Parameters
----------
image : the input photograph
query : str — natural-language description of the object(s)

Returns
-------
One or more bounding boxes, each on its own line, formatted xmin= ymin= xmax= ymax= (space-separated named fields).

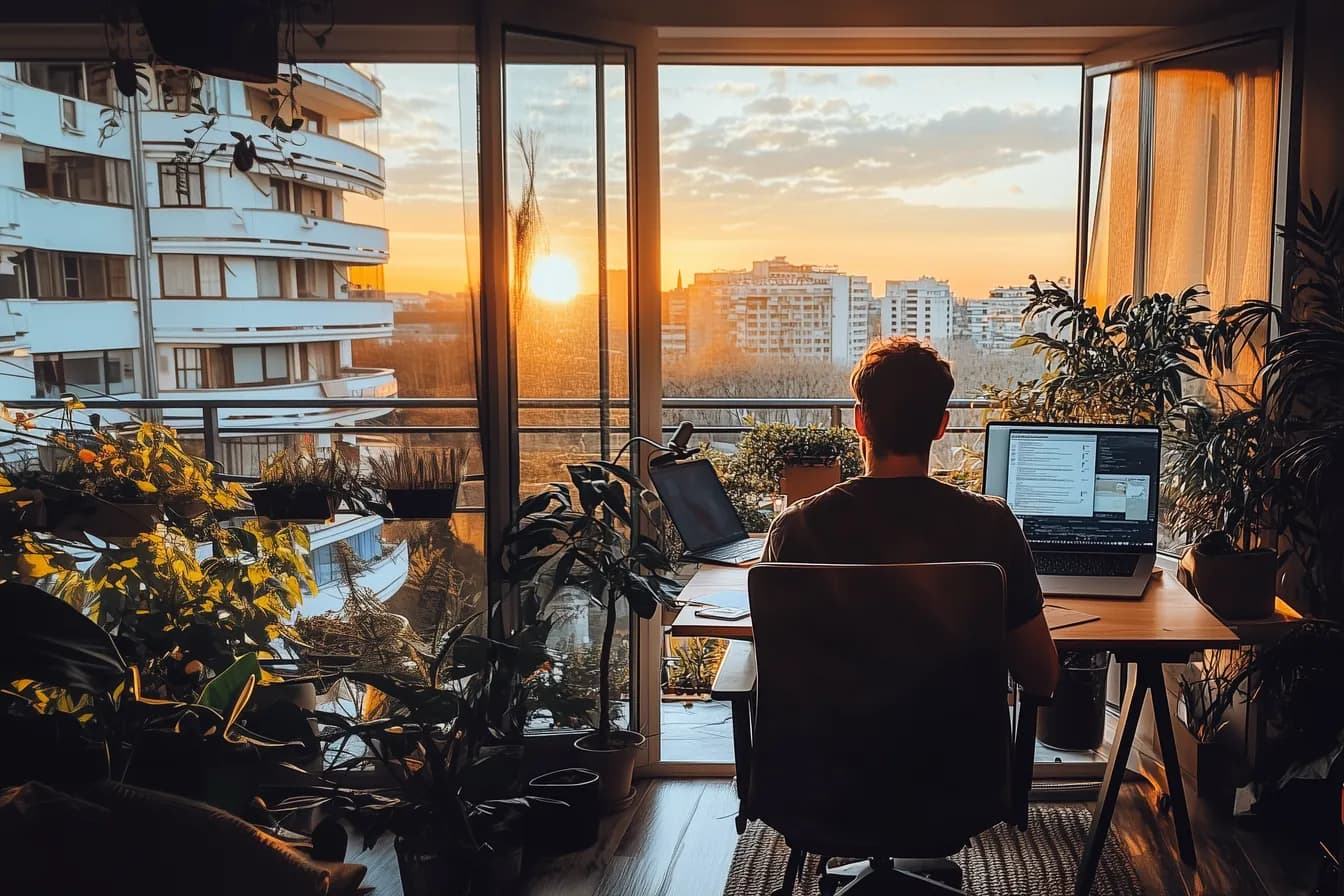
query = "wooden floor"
xmin=355 ymin=776 xmax=1317 ymax=896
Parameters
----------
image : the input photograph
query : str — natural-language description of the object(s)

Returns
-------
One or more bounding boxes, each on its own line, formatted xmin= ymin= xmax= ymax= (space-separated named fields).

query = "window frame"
xmin=27 ymin=146 xmax=132 ymax=207
xmin=158 ymin=161 xmax=206 ymax=207
xmin=158 ymin=254 xmax=228 ymax=298
xmin=229 ymin=344 xmax=291 ymax=386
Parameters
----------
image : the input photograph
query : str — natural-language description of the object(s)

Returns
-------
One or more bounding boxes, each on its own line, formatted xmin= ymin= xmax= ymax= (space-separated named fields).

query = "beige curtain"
xmin=1083 ymin=69 xmax=1141 ymax=307
xmin=1145 ymin=41 xmax=1280 ymax=316
xmin=1084 ymin=39 xmax=1280 ymax=322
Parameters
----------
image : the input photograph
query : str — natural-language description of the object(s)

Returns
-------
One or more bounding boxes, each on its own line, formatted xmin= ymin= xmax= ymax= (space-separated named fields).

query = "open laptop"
xmin=983 ymin=422 xmax=1161 ymax=598
xmin=649 ymin=459 xmax=765 ymax=566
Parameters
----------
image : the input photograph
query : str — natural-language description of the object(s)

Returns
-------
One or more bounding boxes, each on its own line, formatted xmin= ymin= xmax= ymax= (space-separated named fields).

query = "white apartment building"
xmin=881 ymin=276 xmax=953 ymax=347
xmin=683 ymin=257 xmax=869 ymax=367
xmin=0 ymin=60 xmax=406 ymax=612
xmin=956 ymin=285 xmax=1036 ymax=351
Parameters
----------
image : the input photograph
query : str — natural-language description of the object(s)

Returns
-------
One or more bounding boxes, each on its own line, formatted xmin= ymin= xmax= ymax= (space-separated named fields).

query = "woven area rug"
xmin=722 ymin=804 xmax=1144 ymax=896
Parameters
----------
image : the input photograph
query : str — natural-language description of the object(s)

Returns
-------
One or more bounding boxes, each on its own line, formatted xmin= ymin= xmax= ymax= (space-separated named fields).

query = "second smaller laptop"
xmin=649 ymin=459 xmax=764 ymax=565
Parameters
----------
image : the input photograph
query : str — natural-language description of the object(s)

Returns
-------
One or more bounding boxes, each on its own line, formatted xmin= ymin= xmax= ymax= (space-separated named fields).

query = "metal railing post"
xmin=830 ymin=403 xmax=843 ymax=429
xmin=202 ymin=405 xmax=222 ymax=465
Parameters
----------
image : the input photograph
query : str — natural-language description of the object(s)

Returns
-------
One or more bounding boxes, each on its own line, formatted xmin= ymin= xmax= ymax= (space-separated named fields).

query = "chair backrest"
xmin=747 ymin=562 xmax=1011 ymax=859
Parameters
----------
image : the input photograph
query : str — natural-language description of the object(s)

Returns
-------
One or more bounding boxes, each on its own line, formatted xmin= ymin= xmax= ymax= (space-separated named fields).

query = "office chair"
xmin=744 ymin=562 xmax=1041 ymax=896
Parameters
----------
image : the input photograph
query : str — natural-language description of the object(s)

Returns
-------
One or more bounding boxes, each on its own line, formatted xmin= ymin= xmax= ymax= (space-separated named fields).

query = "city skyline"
xmin=353 ymin=63 xmax=1081 ymax=301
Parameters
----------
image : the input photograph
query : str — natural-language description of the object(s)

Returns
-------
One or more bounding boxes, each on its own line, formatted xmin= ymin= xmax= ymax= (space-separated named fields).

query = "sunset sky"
xmin=349 ymin=63 xmax=1083 ymax=300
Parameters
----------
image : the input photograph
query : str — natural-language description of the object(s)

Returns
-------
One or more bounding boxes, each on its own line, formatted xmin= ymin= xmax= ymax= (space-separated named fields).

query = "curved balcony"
xmin=154 ymin=298 xmax=393 ymax=343
xmin=294 ymin=64 xmax=381 ymax=119
xmin=140 ymin=111 xmax=385 ymax=196
xmin=0 ymin=188 xmax=134 ymax=256
xmin=163 ymin=367 xmax=398 ymax=428
xmin=304 ymin=528 xmax=409 ymax=616
xmin=28 ymin=300 xmax=139 ymax=354
xmin=149 ymin=207 xmax=389 ymax=265
xmin=0 ymin=76 xmax=132 ymax=157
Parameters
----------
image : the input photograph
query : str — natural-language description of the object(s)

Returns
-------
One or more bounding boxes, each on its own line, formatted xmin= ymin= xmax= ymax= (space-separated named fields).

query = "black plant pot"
xmin=1038 ymin=650 xmax=1111 ymax=751
xmin=395 ymin=839 xmax=475 ymax=896
xmin=1196 ymin=741 xmax=1247 ymax=817
xmin=1188 ymin=546 xmax=1277 ymax=620
xmin=247 ymin=486 xmax=337 ymax=523
xmin=525 ymin=767 xmax=601 ymax=854
xmin=385 ymin=485 xmax=459 ymax=520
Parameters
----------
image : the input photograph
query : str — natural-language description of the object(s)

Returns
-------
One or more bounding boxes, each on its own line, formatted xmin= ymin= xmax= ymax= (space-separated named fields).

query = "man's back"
xmin=762 ymin=475 xmax=1044 ymax=630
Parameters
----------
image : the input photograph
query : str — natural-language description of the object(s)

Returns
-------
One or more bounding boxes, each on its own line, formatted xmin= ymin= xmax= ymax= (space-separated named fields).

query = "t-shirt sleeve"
xmin=995 ymin=502 xmax=1045 ymax=629
xmin=761 ymin=507 xmax=798 ymax=563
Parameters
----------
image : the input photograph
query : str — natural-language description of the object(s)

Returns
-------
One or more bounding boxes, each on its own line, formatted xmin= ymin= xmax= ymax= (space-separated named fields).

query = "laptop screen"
xmin=983 ymin=423 xmax=1161 ymax=552
xmin=650 ymin=459 xmax=748 ymax=552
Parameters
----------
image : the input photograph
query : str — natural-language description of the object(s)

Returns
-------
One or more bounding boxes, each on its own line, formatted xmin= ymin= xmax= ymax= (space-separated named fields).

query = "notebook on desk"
xmin=1044 ymin=604 xmax=1101 ymax=631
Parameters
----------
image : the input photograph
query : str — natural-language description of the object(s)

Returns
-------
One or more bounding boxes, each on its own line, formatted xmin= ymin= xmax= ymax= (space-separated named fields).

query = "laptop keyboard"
xmin=696 ymin=539 xmax=764 ymax=564
xmin=1035 ymin=552 xmax=1141 ymax=578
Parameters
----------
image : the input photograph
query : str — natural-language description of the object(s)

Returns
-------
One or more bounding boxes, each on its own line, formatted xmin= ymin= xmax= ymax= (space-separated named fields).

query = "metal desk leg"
xmin=729 ymin=692 xmax=754 ymax=834
xmin=1141 ymin=660 xmax=1197 ymax=867
xmin=1075 ymin=662 xmax=1145 ymax=896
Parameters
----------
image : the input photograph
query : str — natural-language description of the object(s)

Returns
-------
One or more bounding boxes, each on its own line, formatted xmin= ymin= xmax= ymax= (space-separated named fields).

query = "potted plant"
xmin=1165 ymin=402 xmax=1280 ymax=619
xmin=250 ymin=446 xmax=364 ymax=523
xmin=1177 ymin=647 xmax=1255 ymax=814
xmin=318 ymin=615 xmax=556 ymax=896
xmin=368 ymin=445 xmax=467 ymax=520
xmin=502 ymin=462 xmax=681 ymax=812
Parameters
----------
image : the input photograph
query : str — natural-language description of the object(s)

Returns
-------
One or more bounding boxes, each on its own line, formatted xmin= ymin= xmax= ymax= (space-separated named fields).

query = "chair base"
xmin=819 ymin=857 xmax=966 ymax=896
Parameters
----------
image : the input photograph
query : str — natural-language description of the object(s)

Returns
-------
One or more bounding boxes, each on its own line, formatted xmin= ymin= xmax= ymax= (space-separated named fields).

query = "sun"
xmin=530 ymin=254 xmax=580 ymax=303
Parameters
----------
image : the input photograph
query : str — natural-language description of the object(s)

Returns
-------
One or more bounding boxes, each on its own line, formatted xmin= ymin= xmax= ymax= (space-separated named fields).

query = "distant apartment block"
xmin=881 ymin=276 xmax=953 ymax=347
xmin=672 ymin=257 xmax=871 ymax=367
xmin=954 ymin=286 xmax=1035 ymax=351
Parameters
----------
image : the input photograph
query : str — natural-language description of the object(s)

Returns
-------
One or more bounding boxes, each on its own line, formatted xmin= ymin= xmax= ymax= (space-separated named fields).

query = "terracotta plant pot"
xmin=1187 ymin=545 xmax=1277 ymax=619
xmin=384 ymin=485 xmax=459 ymax=520
xmin=573 ymin=729 xmax=644 ymax=813
xmin=526 ymin=767 xmax=601 ymax=853
xmin=247 ymin=486 xmax=337 ymax=523
xmin=779 ymin=460 xmax=841 ymax=506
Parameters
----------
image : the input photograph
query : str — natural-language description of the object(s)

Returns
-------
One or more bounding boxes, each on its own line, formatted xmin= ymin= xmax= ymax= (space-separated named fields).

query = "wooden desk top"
xmin=669 ymin=563 xmax=1239 ymax=653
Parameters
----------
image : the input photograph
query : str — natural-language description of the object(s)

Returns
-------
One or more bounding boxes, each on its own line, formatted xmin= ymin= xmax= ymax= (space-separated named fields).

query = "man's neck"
xmin=864 ymin=451 xmax=931 ymax=479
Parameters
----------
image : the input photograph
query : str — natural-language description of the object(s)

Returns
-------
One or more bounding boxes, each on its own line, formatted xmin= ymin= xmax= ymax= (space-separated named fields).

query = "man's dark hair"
xmin=849 ymin=336 xmax=955 ymax=456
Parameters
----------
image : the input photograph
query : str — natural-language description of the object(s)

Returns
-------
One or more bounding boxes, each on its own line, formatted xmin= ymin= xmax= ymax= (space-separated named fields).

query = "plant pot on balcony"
xmin=779 ymin=459 xmax=841 ymax=506
xmin=1186 ymin=545 xmax=1277 ymax=620
xmin=526 ymin=767 xmax=601 ymax=854
xmin=247 ymin=486 xmax=337 ymax=524
xmin=384 ymin=485 xmax=459 ymax=520
xmin=573 ymin=729 xmax=644 ymax=813
xmin=53 ymin=501 xmax=163 ymax=543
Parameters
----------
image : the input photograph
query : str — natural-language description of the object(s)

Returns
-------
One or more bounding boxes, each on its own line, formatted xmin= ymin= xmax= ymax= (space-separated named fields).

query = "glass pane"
xmin=1083 ymin=68 xmax=1140 ymax=306
xmin=658 ymin=63 xmax=1082 ymax=761
xmin=506 ymin=33 xmax=635 ymax=735
xmin=1145 ymin=38 xmax=1280 ymax=321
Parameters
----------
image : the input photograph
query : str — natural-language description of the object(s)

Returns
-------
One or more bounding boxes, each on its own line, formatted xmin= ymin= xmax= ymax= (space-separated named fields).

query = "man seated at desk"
xmin=761 ymin=336 xmax=1060 ymax=697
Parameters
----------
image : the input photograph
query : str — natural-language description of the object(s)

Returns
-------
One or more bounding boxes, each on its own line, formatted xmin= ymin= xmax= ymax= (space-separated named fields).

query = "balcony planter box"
xmin=51 ymin=500 xmax=163 ymax=543
xmin=1185 ymin=545 xmax=1277 ymax=620
xmin=247 ymin=486 xmax=337 ymax=524
xmin=384 ymin=485 xmax=458 ymax=520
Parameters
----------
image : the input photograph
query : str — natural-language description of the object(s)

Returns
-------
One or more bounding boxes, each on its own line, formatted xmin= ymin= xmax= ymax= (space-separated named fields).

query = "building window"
xmin=16 ymin=250 xmax=132 ymax=300
xmin=271 ymin=179 xmax=331 ymax=218
xmin=174 ymin=348 xmax=205 ymax=389
xmin=23 ymin=147 xmax=131 ymax=206
xmin=296 ymin=259 xmax=334 ymax=298
xmin=158 ymin=162 xmax=205 ymax=207
xmin=159 ymin=255 xmax=226 ymax=297
xmin=16 ymin=62 xmax=115 ymax=105
xmin=158 ymin=69 xmax=199 ymax=112
xmin=255 ymin=258 xmax=289 ymax=297
xmin=33 ymin=350 xmax=135 ymax=398
xmin=297 ymin=342 xmax=338 ymax=381
xmin=231 ymin=345 xmax=290 ymax=385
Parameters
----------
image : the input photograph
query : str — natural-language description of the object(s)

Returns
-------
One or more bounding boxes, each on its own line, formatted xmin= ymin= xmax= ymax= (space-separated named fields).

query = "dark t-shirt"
xmin=761 ymin=475 xmax=1044 ymax=630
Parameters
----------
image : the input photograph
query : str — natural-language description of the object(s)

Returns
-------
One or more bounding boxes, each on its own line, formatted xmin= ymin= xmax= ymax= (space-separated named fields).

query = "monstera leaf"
xmin=0 ymin=581 xmax=126 ymax=695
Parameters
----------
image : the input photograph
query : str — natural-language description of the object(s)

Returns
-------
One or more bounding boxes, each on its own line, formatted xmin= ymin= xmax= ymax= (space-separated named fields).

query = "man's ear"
xmin=854 ymin=403 xmax=868 ymax=439
xmin=933 ymin=409 xmax=951 ymax=441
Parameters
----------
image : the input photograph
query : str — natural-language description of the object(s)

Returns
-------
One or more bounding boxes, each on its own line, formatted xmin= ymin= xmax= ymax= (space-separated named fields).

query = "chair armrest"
xmin=711 ymin=641 xmax=756 ymax=700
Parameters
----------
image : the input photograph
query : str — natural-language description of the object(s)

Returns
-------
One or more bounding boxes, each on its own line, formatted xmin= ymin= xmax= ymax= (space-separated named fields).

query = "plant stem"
xmin=597 ymin=587 xmax=617 ymax=748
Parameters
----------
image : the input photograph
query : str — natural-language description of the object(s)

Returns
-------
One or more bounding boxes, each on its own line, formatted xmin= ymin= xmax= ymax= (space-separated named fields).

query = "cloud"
xmin=743 ymin=95 xmax=794 ymax=115
xmin=1008 ymin=184 xmax=1025 ymax=194
xmin=715 ymin=81 xmax=760 ymax=97
xmin=799 ymin=71 xmax=839 ymax=85
xmin=661 ymin=104 xmax=1080 ymax=200
xmin=858 ymin=72 xmax=896 ymax=87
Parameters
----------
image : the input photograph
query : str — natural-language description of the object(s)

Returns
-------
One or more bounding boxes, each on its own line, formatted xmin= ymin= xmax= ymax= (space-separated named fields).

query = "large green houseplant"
xmin=501 ymin=462 xmax=681 ymax=811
